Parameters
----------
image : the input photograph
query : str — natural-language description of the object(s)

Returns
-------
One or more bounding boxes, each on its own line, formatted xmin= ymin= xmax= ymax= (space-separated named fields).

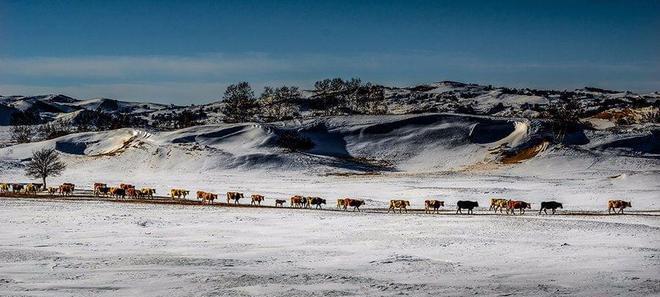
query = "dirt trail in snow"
xmin=1 ymin=193 xmax=657 ymax=216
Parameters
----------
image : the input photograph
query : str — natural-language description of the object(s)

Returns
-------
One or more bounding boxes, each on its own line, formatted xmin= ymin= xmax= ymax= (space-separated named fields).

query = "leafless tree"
xmin=25 ymin=148 xmax=66 ymax=188
xmin=10 ymin=125 xmax=34 ymax=144
xmin=221 ymin=82 xmax=257 ymax=123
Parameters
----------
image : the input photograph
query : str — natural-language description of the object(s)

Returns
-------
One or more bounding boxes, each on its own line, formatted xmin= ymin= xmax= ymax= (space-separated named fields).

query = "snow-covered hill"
xmin=1 ymin=81 xmax=658 ymax=128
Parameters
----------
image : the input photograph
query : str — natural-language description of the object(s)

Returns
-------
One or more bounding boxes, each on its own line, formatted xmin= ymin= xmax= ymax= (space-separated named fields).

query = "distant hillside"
xmin=1 ymin=80 xmax=658 ymax=142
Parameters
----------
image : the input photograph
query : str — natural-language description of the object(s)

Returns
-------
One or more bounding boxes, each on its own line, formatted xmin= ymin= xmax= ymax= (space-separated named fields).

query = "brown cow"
xmin=126 ymin=188 xmax=139 ymax=199
xmin=141 ymin=188 xmax=156 ymax=198
xmin=251 ymin=194 xmax=265 ymax=206
xmin=96 ymin=186 xmax=111 ymax=197
xmin=489 ymin=198 xmax=508 ymax=213
xmin=388 ymin=200 xmax=410 ymax=213
xmin=424 ymin=200 xmax=445 ymax=214
xmin=62 ymin=183 xmax=75 ymax=191
xmin=0 ymin=183 xmax=9 ymax=193
xmin=110 ymin=187 xmax=125 ymax=199
xmin=275 ymin=199 xmax=286 ymax=207
xmin=608 ymin=200 xmax=631 ymax=214
xmin=206 ymin=193 xmax=218 ymax=204
xmin=343 ymin=198 xmax=365 ymax=211
xmin=507 ymin=200 xmax=531 ymax=215
xmin=290 ymin=195 xmax=305 ymax=208
xmin=24 ymin=183 xmax=38 ymax=195
xmin=93 ymin=183 xmax=107 ymax=196
xmin=58 ymin=184 xmax=74 ymax=196
xmin=336 ymin=198 xmax=346 ymax=209
xmin=197 ymin=191 xmax=217 ymax=204
xmin=170 ymin=189 xmax=189 ymax=199
xmin=227 ymin=192 xmax=244 ymax=204
xmin=47 ymin=187 xmax=58 ymax=195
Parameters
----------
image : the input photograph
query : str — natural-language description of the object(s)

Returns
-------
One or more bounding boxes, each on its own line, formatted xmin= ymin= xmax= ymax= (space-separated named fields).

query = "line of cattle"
xmin=0 ymin=182 xmax=634 ymax=215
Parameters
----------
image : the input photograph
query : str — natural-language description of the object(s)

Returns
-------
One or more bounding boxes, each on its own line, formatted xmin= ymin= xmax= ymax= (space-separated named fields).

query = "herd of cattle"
xmin=0 ymin=182 xmax=634 ymax=215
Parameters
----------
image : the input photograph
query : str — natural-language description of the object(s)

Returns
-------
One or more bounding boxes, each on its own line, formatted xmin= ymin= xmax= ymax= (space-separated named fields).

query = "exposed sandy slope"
xmin=0 ymin=198 xmax=658 ymax=296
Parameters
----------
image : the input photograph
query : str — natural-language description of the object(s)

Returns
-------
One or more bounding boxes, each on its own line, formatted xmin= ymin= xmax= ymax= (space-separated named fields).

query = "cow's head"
xmin=475 ymin=202 xmax=479 ymax=207
xmin=625 ymin=201 xmax=632 ymax=207
xmin=558 ymin=203 xmax=563 ymax=208
xmin=405 ymin=201 xmax=410 ymax=206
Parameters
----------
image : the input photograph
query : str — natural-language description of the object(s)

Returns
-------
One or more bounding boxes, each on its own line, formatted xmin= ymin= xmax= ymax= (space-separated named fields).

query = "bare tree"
xmin=25 ymin=148 xmax=66 ymax=189
xmin=221 ymin=82 xmax=257 ymax=123
xmin=10 ymin=125 xmax=33 ymax=143
xmin=259 ymin=85 xmax=301 ymax=121
xmin=546 ymin=99 xmax=583 ymax=142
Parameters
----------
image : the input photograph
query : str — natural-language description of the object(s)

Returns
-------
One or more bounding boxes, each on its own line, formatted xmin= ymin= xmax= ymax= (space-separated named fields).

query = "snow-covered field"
xmin=1 ymin=114 xmax=658 ymax=296
xmin=0 ymin=198 xmax=658 ymax=296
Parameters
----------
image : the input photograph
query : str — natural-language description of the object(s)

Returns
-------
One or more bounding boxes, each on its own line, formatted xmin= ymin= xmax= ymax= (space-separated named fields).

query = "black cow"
xmin=112 ymin=188 xmax=126 ymax=199
xmin=309 ymin=197 xmax=326 ymax=209
xmin=97 ymin=187 xmax=111 ymax=196
xmin=344 ymin=199 xmax=365 ymax=211
xmin=456 ymin=200 xmax=479 ymax=215
xmin=539 ymin=201 xmax=563 ymax=215
xmin=12 ymin=184 xmax=24 ymax=193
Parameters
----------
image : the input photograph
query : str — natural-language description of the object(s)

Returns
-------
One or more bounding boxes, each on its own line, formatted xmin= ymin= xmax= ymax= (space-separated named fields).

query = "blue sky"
xmin=0 ymin=0 xmax=658 ymax=104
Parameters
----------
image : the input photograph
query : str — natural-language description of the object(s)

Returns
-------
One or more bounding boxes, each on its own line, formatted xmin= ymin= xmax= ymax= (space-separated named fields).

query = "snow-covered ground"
xmin=0 ymin=198 xmax=658 ymax=296
xmin=1 ymin=114 xmax=658 ymax=296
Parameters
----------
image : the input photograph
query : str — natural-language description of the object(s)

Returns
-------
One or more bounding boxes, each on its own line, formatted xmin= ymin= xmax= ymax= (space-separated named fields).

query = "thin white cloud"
xmin=0 ymin=54 xmax=296 ymax=78
xmin=0 ymin=52 xmax=658 ymax=103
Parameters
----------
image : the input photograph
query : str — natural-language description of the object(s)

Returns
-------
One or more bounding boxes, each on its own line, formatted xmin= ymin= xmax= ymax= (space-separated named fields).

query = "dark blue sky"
xmin=1 ymin=0 xmax=658 ymax=103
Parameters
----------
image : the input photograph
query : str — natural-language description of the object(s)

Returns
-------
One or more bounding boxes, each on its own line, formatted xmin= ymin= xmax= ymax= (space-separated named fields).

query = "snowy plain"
xmin=0 ymin=114 xmax=658 ymax=296
xmin=0 ymin=198 xmax=658 ymax=296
